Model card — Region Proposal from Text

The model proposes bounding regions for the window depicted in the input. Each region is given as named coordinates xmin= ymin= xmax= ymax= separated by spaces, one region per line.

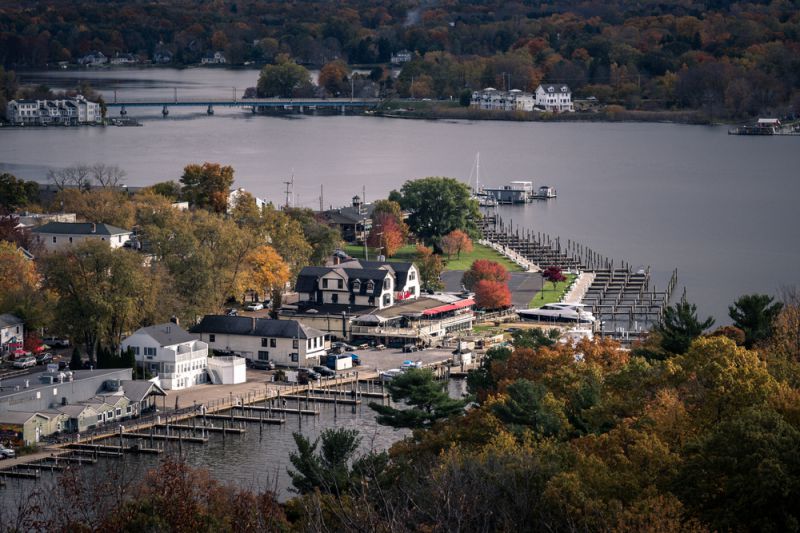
xmin=331 ymin=293 xmax=338 ymax=303
xmin=107 ymin=410 xmax=113 ymax=419
xmin=291 ymin=353 xmax=299 ymax=362
xmin=293 ymin=339 xmax=299 ymax=349
xmin=53 ymin=387 xmax=58 ymax=396
xmin=52 ymin=236 xmax=57 ymax=243
xmin=258 ymin=351 xmax=269 ymax=360
xmin=368 ymin=296 xmax=375 ymax=306
xmin=127 ymin=406 xmax=132 ymax=413
xmin=367 ymin=280 xmax=374 ymax=292
xmin=384 ymin=278 xmax=390 ymax=289
xmin=323 ymin=279 xmax=329 ymax=289
xmin=409 ymin=271 xmax=415 ymax=281
xmin=144 ymin=347 xmax=156 ymax=356
xmin=270 ymin=338 xmax=276 ymax=348
xmin=337 ymin=279 xmax=343 ymax=289
xmin=97 ymin=414 xmax=103 ymax=422
xmin=353 ymin=280 xmax=361 ymax=291
xmin=130 ymin=346 xmax=140 ymax=355
xmin=383 ymin=294 xmax=391 ymax=306
xmin=261 ymin=338 xmax=269 ymax=347
xmin=69 ymin=237 xmax=73 ymax=243
xmin=209 ymin=334 xmax=215 ymax=343
xmin=116 ymin=408 xmax=121 ymax=416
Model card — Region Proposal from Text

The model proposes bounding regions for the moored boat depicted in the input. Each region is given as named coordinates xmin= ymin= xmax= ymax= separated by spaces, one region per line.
xmin=518 ymin=303 xmax=595 ymax=324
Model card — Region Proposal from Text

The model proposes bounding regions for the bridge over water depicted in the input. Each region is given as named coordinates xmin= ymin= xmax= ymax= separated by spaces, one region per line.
xmin=105 ymin=97 xmax=382 ymax=116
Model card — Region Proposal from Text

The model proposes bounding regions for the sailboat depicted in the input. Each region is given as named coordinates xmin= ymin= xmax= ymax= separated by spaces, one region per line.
xmin=468 ymin=153 xmax=498 ymax=207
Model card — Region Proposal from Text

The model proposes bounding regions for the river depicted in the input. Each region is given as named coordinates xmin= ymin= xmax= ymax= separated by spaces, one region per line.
xmin=2 ymin=67 xmax=799 ymax=322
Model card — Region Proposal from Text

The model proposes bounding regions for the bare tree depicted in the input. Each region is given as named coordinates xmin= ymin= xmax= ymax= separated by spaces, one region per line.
xmin=90 ymin=163 xmax=127 ymax=189
xmin=47 ymin=163 xmax=92 ymax=191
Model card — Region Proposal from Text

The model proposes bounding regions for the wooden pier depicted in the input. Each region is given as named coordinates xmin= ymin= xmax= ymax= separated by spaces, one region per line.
xmin=154 ymin=423 xmax=246 ymax=434
xmin=281 ymin=394 xmax=361 ymax=405
xmin=67 ymin=443 xmax=162 ymax=455
xmin=202 ymin=413 xmax=285 ymax=424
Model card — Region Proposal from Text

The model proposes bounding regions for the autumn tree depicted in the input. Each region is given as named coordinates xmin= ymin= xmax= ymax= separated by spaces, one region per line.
xmin=0 ymin=240 xmax=50 ymax=329
xmin=728 ymin=293 xmax=783 ymax=349
xmin=47 ymin=164 xmax=91 ymax=191
xmin=462 ymin=259 xmax=510 ymax=290
xmin=318 ymin=60 xmax=351 ymax=97
xmin=541 ymin=266 xmax=566 ymax=289
xmin=242 ymin=245 xmax=290 ymax=306
xmin=441 ymin=229 xmax=473 ymax=259
xmin=284 ymin=207 xmax=342 ymax=265
xmin=53 ymin=188 xmax=136 ymax=229
xmin=367 ymin=212 xmax=405 ymax=257
xmin=414 ymin=243 xmax=444 ymax=291
xmin=179 ymin=162 xmax=235 ymax=213
xmin=474 ymin=279 xmax=512 ymax=310
xmin=88 ymin=163 xmax=126 ymax=188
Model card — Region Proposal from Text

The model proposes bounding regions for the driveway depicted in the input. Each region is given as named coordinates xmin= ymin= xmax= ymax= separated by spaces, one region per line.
xmin=441 ymin=270 xmax=543 ymax=308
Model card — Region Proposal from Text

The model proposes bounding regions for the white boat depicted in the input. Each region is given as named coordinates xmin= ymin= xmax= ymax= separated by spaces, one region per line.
xmin=379 ymin=368 xmax=404 ymax=381
xmin=559 ymin=327 xmax=595 ymax=344
xmin=517 ymin=303 xmax=595 ymax=324
xmin=532 ymin=185 xmax=557 ymax=199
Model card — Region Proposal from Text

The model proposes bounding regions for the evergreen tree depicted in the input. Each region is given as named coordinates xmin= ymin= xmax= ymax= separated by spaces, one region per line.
xmin=369 ymin=368 xmax=466 ymax=428
xmin=70 ymin=346 xmax=82 ymax=370
xmin=729 ymin=294 xmax=783 ymax=349
xmin=654 ymin=296 xmax=715 ymax=355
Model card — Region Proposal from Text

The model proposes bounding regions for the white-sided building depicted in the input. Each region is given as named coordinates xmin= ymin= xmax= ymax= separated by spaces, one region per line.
xmin=121 ymin=323 xmax=209 ymax=390
xmin=31 ymin=222 xmax=132 ymax=251
xmin=535 ymin=84 xmax=574 ymax=112
xmin=228 ymin=187 xmax=269 ymax=212
xmin=5 ymin=95 xmax=101 ymax=125
xmin=0 ymin=314 xmax=24 ymax=354
xmin=391 ymin=49 xmax=413 ymax=65
xmin=295 ymin=259 xmax=420 ymax=310
xmin=191 ymin=316 xmax=328 ymax=367
xmin=201 ymin=51 xmax=227 ymax=64
xmin=471 ymin=88 xmax=535 ymax=112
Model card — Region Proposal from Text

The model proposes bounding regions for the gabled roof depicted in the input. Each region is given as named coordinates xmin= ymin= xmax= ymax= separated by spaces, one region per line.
xmin=322 ymin=203 xmax=377 ymax=225
xmin=539 ymin=83 xmax=571 ymax=93
xmin=58 ymin=404 xmax=98 ymax=417
xmin=296 ymin=266 xmax=332 ymax=293
xmin=191 ymin=316 xmax=323 ymax=340
xmin=352 ymin=260 xmax=415 ymax=288
xmin=130 ymin=323 xmax=197 ymax=347
xmin=0 ymin=411 xmax=51 ymax=425
xmin=0 ymin=313 xmax=23 ymax=328
xmin=120 ymin=380 xmax=166 ymax=403
xmin=32 ymin=222 xmax=131 ymax=236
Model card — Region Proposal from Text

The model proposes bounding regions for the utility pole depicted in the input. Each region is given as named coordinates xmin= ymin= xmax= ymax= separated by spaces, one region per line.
xmin=283 ymin=174 xmax=294 ymax=209
xmin=319 ymin=184 xmax=324 ymax=212
xmin=350 ymin=77 xmax=354 ymax=102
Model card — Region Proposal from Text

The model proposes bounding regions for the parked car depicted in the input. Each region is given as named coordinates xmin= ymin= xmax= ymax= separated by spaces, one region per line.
xmin=298 ymin=368 xmax=321 ymax=381
xmin=0 ymin=444 xmax=15 ymax=459
xmin=42 ymin=337 xmax=70 ymax=348
xmin=36 ymin=352 xmax=54 ymax=365
xmin=58 ymin=361 xmax=69 ymax=371
xmin=245 ymin=302 xmax=264 ymax=311
xmin=313 ymin=365 xmax=335 ymax=378
xmin=12 ymin=356 xmax=36 ymax=369
xmin=350 ymin=353 xmax=361 ymax=366
xmin=247 ymin=359 xmax=275 ymax=371
xmin=401 ymin=360 xmax=423 ymax=370
xmin=225 ymin=308 xmax=238 ymax=316
xmin=403 ymin=344 xmax=419 ymax=353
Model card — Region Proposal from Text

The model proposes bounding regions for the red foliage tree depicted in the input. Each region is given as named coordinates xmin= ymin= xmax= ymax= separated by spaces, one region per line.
xmin=462 ymin=259 xmax=510 ymax=290
xmin=367 ymin=213 xmax=405 ymax=257
xmin=474 ymin=279 xmax=511 ymax=310
xmin=542 ymin=266 xmax=566 ymax=289
xmin=441 ymin=229 xmax=473 ymax=259
xmin=23 ymin=331 xmax=42 ymax=353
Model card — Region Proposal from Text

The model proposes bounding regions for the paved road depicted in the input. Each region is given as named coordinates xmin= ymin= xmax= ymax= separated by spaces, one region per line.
xmin=441 ymin=270 xmax=543 ymax=308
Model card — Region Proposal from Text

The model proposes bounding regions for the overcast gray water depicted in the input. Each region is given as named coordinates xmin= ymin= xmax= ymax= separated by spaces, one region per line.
xmin=2 ymin=67 xmax=799 ymax=321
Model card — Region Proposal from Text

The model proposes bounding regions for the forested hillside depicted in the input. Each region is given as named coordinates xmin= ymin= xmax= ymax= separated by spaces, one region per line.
xmin=1 ymin=0 xmax=799 ymax=115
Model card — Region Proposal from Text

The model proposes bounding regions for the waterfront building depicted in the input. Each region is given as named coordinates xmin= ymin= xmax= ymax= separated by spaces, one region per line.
xmin=534 ymin=84 xmax=574 ymax=112
xmin=5 ymin=95 xmax=101 ymax=125
xmin=320 ymin=195 xmax=375 ymax=243
xmin=121 ymin=323 xmax=209 ymax=390
xmin=31 ymin=222 xmax=132 ymax=251
xmin=0 ymin=314 xmax=24 ymax=354
xmin=110 ymin=53 xmax=137 ymax=65
xmin=471 ymin=88 xmax=535 ymax=111
xmin=78 ymin=51 xmax=107 ymax=66
xmin=201 ymin=51 xmax=227 ymax=64
xmin=16 ymin=212 xmax=78 ymax=228
xmin=191 ymin=316 xmax=328 ymax=367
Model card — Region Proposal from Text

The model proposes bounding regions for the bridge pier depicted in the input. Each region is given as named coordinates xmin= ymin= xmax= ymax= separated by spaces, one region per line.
xmin=341 ymin=105 xmax=346 ymax=115
xmin=207 ymin=104 xmax=214 ymax=115
xmin=162 ymin=105 xmax=169 ymax=117
xmin=120 ymin=106 xmax=127 ymax=116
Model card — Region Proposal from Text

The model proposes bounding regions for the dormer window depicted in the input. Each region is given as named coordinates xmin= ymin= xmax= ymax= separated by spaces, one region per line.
xmin=366 ymin=280 xmax=375 ymax=292
xmin=353 ymin=280 xmax=361 ymax=292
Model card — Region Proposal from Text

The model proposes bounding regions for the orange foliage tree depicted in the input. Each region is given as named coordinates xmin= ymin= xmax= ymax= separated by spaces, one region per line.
xmin=367 ymin=213 xmax=405 ymax=257
xmin=441 ymin=229 xmax=473 ymax=259
xmin=241 ymin=245 xmax=290 ymax=304
xmin=462 ymin=259 xmax=510 ymax=290
xmin=474 ymin=279 xmax=511 ymax=310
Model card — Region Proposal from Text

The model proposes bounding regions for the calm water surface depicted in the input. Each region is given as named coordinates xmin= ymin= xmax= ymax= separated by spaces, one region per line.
xmin=2 ymin=68 xmax=799 ymax=321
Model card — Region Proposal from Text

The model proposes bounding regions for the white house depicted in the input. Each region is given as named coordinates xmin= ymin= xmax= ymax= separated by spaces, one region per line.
xmin=191 ymin=316 xmax=328 ymax=367
xmin=535 ymin=84 xmax=574 ymax=112
xmin=5 ymin=95 xmax=101 ymax=125
xmin=78 ymin=51 xmax=107 ymax=66
xmin=110 ymin=53 xmax=137 ymax=65
xmin=0 ymin=314 xmax=24 ymax=354
xmin=121 ymin=323 xmax=210 ymax=390
xmin=201 ymin=51 xmax=227 ymax=65
xmin=391 ymin=50 xmax=413 ymax=65
xmin=471 ymin=88 xmax=535 ymax=112
xmin=31 ymin=222 xmax=132 ymax=251
xmin=228 ymin=187 xmax=269 ymax=212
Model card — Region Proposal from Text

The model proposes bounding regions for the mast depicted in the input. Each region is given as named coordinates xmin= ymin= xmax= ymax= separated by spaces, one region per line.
xmin=476 ymin=152 xmax=480 ymax=193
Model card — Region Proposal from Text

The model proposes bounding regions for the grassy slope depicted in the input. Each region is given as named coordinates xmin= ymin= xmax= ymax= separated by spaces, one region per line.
xmin=529 ymin=274 xmax=577 ymax=308
xmin=343 ymin=243 xmax=523 ymax=272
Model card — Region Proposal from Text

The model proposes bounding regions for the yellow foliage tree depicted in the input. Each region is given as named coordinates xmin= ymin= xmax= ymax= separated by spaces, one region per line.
xmin=242 ymin=245 xmax=290 ymax=305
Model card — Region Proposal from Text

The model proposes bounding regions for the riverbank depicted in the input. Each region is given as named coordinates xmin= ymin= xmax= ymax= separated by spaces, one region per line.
xmin=373 ymin=100 xmax=711 ymax=125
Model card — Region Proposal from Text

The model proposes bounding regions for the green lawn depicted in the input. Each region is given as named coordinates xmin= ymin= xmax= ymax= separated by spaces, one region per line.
xmin=343 ymin=243 xmax=523 ymax=272
xmin=530 ymin=274 xmax=577 ymax=308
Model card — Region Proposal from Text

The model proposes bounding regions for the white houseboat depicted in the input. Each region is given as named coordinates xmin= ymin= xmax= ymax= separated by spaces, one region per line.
xmin=517 ymin=303 xmax=596 ymax=324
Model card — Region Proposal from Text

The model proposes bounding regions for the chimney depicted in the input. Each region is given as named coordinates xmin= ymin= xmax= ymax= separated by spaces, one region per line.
xmin=90 ymin=223 xmax=96 ymax=233
xmin=170 ymin=315 xmax=179 ymax=325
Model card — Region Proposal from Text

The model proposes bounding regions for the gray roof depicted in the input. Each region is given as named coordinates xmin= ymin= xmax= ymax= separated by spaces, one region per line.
xmin=120 ymin=380 xmax=166 ymax=403
xmin=0 ymin=411 xmax=51 ymax=424
xmin=191 ymin=316 xmax=323 ymax=340
xmin=539 ymin=83 xmax=571 ymax=93
xmin=134 ymin=323 xmax=196 ymax=347
xmin=295 ymin=266 xmax=332 ymax=293
xmin=322 ymin=203 xmax=377 ymax=225
xmin=295 ymin=265 xmax=393 ymax=296
xmin=0 ymin=368 xmax=131 ymax=401
xmin=57 ymin=404 xmax=97 ymax=417
xmin=354 ymin=260 xmax=414 ymax=288
xmin=0 ymin=313 xmax=23 ymax=328
xmin=32 ymin=222 xmax=131 ymax=236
